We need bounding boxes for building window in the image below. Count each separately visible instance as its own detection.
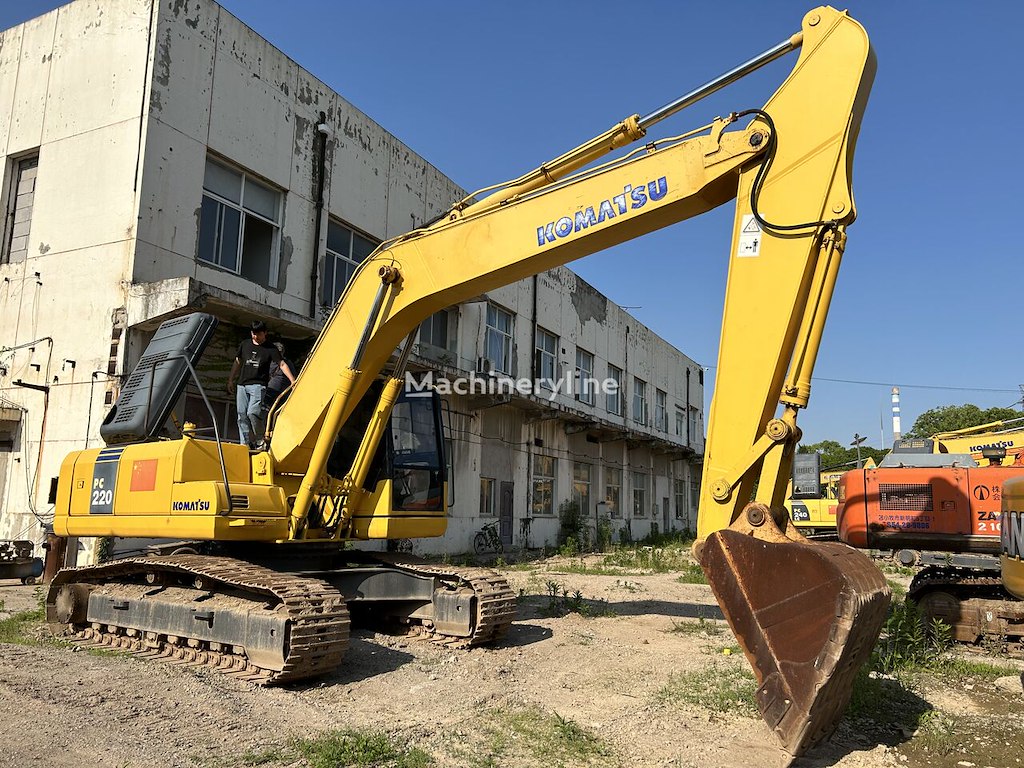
[606,364,622,415]
[633,377,648,426]
[674,478,686,520]
[605,467,622,519]
[198,157,282,286]
[655,389,667,431]
[689,406,700,443]
[575,348,595,405]
[632,471,648,517]
[690,477,700,512]
[485,304,514,375]
[419,309,457,353]
[572,462,592,517]
[322,218,377,306]
[2,153,38,265]
[535,327,557,384]
[480,477,496,517]
[532,455,555,516]
[675,408,685,437]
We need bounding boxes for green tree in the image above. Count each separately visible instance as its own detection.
[797,439,888,469]
[906,403,1024,438]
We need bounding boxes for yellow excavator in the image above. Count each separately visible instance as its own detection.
[46,6,888,758]
[892,418,1024,466]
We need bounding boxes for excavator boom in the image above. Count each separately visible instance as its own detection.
[48,6,889,758]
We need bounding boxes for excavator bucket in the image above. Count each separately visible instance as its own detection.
[700,512,890,758]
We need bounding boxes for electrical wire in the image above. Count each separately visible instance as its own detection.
[700,365,1019,395]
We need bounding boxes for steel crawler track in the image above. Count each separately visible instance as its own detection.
[47,555,350,684]
[47,553,517,683]
[372,553,518,646]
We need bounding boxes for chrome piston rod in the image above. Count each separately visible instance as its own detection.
[638,33,803,131]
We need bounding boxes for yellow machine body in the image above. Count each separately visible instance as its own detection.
[1002,476,1024,600]
[55,436,447,542]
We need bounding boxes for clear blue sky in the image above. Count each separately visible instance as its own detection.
[4,1,1022,449]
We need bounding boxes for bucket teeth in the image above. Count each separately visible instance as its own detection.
[701,529,890,757]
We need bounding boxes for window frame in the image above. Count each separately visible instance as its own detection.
[419,308,458,353]
[531,455,556,517]
[605,466,622,519]
[631,470,648,518]
[198,157,283,286]
[2,152,39,265]
[674,477,686,520]
[480,476,496,517]
[322,217,379,307]
[572,462,592,517]
[633,377,648,426]
[606,364,623,416]
[575,348,595,405]
[535,327,558,386]
[485,304,514,375]
[655,389,667,431]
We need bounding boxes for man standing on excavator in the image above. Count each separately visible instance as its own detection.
[226,320,295,449]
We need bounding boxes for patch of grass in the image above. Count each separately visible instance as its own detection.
[601,543,693,573]
[872,599,952,675]
[877,560,917,578]
[913,710,960,756]
[0,597,45,645]
[886,578,907,600]
[926,655,1020,683]
[655,663,757,716]
[482,706,609,766]
[244,729,431,768]
[667,617,724,638]
[675,563,708,584]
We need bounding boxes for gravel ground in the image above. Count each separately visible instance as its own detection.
[0,553,1022,768]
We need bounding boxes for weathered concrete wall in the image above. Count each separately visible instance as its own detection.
[0,0,153,546]
[135,0,464,324]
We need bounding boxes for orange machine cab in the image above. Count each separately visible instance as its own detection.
[837,465,1020,555]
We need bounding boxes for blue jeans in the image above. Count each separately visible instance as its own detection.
[236,383,266,447]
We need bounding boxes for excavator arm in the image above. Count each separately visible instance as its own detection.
[273,7,870,527]
[265,7,889,755]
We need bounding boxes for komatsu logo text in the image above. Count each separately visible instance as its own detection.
[537,177,668,246]
[172,500,211,512]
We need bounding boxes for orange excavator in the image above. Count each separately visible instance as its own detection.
[838,447,1024,647]
[46,7,886,757]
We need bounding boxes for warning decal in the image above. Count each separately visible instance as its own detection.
[736,214,761,257]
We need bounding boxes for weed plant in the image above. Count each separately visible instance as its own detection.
[245,729,430,768]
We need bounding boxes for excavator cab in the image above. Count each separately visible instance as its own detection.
[387,391,447,513]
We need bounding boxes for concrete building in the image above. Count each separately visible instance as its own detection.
[0,0,703,561]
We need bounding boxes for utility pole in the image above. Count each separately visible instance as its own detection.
[851,433,866,468]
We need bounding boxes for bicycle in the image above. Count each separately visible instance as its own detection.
[473,520,504,555]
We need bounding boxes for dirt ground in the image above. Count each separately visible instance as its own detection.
[1,553,1022,768]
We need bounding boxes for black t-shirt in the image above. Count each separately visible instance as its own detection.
[236,339,281,386]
